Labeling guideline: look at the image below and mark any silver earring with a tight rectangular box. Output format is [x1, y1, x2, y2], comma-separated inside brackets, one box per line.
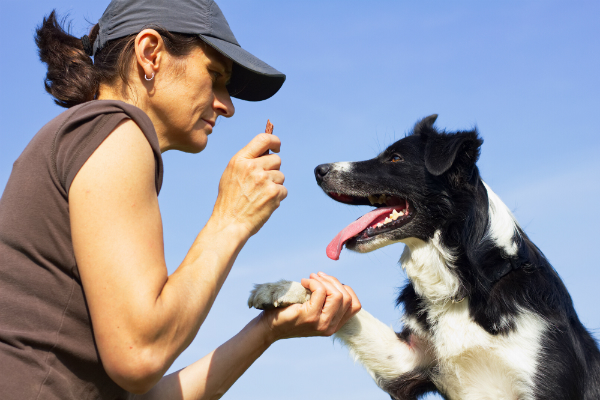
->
[145, 72, 155, 81]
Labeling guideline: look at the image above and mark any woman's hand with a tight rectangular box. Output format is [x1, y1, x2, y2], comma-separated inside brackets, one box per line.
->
[211, 133, 287, 237]
[260, 272, 362, 342]
[137, 273, 360, 400]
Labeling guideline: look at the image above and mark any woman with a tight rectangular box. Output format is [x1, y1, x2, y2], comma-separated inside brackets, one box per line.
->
[0, 1, 361, 399]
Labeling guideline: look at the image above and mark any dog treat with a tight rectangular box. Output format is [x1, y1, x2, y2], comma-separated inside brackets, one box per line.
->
[262, 119, 274, 156]
[265, 119, 274, 134]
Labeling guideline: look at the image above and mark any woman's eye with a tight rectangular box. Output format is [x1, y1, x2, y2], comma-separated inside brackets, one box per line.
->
[210, 70, 222, 81]
[390, 154, 403, 163]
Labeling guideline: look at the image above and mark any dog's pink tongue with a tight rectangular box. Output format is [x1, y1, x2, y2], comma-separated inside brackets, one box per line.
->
[326, 207, 396, 260]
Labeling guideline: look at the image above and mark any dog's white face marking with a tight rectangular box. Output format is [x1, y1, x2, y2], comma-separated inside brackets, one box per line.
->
[400, 231, 461, 303]
[482, 182, 520, 256]
[432, 307, 546, 400]
[356, 235, 403, 253]
[331, 162, 354, 173]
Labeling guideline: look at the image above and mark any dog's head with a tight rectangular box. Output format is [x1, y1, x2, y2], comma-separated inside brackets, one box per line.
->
[316, 115, 484, 260]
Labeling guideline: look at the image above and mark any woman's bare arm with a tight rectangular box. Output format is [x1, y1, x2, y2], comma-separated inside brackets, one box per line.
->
[133, 315, 273, 400]
[70, 120, 286, 393]
[135, 274, 361, 400]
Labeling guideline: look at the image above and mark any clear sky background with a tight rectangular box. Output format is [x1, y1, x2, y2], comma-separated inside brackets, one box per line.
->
[1, 1, 599, 399]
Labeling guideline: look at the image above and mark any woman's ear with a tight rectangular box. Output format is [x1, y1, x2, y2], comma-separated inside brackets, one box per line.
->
[134, 29, 165, 81]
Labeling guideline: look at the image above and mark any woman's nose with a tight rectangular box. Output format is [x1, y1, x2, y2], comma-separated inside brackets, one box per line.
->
[214, 88, 235, 118]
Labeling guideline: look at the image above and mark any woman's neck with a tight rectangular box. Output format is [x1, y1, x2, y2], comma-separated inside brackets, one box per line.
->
[97, 83, 170, 153]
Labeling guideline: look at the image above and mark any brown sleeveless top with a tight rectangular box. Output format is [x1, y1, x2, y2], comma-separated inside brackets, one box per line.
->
[0, 100, 163, 399]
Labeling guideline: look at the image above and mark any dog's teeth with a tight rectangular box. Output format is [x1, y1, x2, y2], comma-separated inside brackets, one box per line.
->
[399, 211, 405, 216]
[384, 217, 392, 224]
[274, 301, 278, 308]
[377, 223, 383, 228]
[369, 194, 391, 205]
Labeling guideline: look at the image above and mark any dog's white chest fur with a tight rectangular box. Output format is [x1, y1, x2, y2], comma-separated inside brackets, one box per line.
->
[423, 301, 546, 400]
[399, 236, 546, 400]
[399, 229, 546, 400]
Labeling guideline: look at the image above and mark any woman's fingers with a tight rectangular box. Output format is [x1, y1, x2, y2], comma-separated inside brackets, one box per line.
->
[255, 153, 282, 171]
[238, 133, 281, 159]
[317, 272, 359, 320]
[266, 170, 285, 185]
[338, 283, 361, 326]
[309, 272, 361, 333]
[316, 272, 346, 293]
[301, 278, 327, 314]
[311, 273, 352, 334]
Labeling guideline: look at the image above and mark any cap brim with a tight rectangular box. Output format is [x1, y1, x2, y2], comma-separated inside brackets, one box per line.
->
[199, 35, 286, 102]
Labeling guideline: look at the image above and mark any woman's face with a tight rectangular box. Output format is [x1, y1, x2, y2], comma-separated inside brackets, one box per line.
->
[151, 44, 235, 153]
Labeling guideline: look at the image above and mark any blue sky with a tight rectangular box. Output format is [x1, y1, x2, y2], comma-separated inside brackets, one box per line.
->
[1, 1, 599, 399]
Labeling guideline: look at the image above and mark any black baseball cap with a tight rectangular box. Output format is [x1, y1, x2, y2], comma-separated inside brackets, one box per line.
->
[92, 0, 285, 101]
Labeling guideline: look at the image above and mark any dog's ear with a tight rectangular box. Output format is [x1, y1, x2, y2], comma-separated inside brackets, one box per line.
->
[413, 114, 438, 134]
[424, 130, 483, 177]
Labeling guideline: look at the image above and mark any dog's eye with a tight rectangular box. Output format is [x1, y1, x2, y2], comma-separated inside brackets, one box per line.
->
[390, 154, 404, 163]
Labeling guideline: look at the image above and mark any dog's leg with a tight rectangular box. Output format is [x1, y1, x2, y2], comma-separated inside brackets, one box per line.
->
[334, 309, 435, 399]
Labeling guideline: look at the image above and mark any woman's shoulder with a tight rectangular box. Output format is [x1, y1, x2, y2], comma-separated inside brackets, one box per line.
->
[48, 100, 163, 195]
[58, 100, 155, 135]
[31, 100, 155, 149]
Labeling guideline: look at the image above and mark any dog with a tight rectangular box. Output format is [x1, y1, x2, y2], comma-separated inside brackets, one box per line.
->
[248, 115, 600, 400]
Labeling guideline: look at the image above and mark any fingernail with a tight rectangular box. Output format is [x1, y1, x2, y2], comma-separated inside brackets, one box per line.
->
[318, 271, 327, 276]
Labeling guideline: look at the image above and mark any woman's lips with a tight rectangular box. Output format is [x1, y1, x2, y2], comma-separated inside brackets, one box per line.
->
[202, 118, 215, 128]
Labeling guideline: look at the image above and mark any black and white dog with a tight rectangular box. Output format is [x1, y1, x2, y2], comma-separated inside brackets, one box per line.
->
[248, 115, 600, 400]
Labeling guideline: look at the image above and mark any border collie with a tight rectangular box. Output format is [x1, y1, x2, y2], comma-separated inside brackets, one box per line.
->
[248, 115, 600, 400]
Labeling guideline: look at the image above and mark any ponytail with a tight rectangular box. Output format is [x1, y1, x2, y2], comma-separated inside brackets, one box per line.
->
[35, 11, 98, 108]
[35, 10, 205, 109]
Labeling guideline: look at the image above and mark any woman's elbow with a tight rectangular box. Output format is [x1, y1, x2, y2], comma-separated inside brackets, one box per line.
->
[102, 348, 167, 394]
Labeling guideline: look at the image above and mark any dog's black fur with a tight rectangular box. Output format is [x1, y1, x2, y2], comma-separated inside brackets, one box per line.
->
[314, 115, 600, 399]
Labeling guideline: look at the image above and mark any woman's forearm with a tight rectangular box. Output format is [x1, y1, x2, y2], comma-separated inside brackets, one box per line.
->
[150, 216, 250, 360]
[135, 315, 274, 400]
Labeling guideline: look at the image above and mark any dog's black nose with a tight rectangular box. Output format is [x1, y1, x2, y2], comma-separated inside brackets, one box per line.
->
[314, 164, 331, 183]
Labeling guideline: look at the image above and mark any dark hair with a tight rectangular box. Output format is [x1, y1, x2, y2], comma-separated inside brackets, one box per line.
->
[35, 10, 204, 108]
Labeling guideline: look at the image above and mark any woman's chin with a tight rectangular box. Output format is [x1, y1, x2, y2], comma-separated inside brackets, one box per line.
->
[163, 140, 207, 154]
[181, 140, 207, 154]
[164, 131, 208, 153]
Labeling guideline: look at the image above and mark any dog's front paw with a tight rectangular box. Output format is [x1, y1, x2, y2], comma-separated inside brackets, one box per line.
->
[248, 280, 311, 310]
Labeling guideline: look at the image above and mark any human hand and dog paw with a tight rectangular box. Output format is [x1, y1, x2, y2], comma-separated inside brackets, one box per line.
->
[250, 273, 361, 341]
